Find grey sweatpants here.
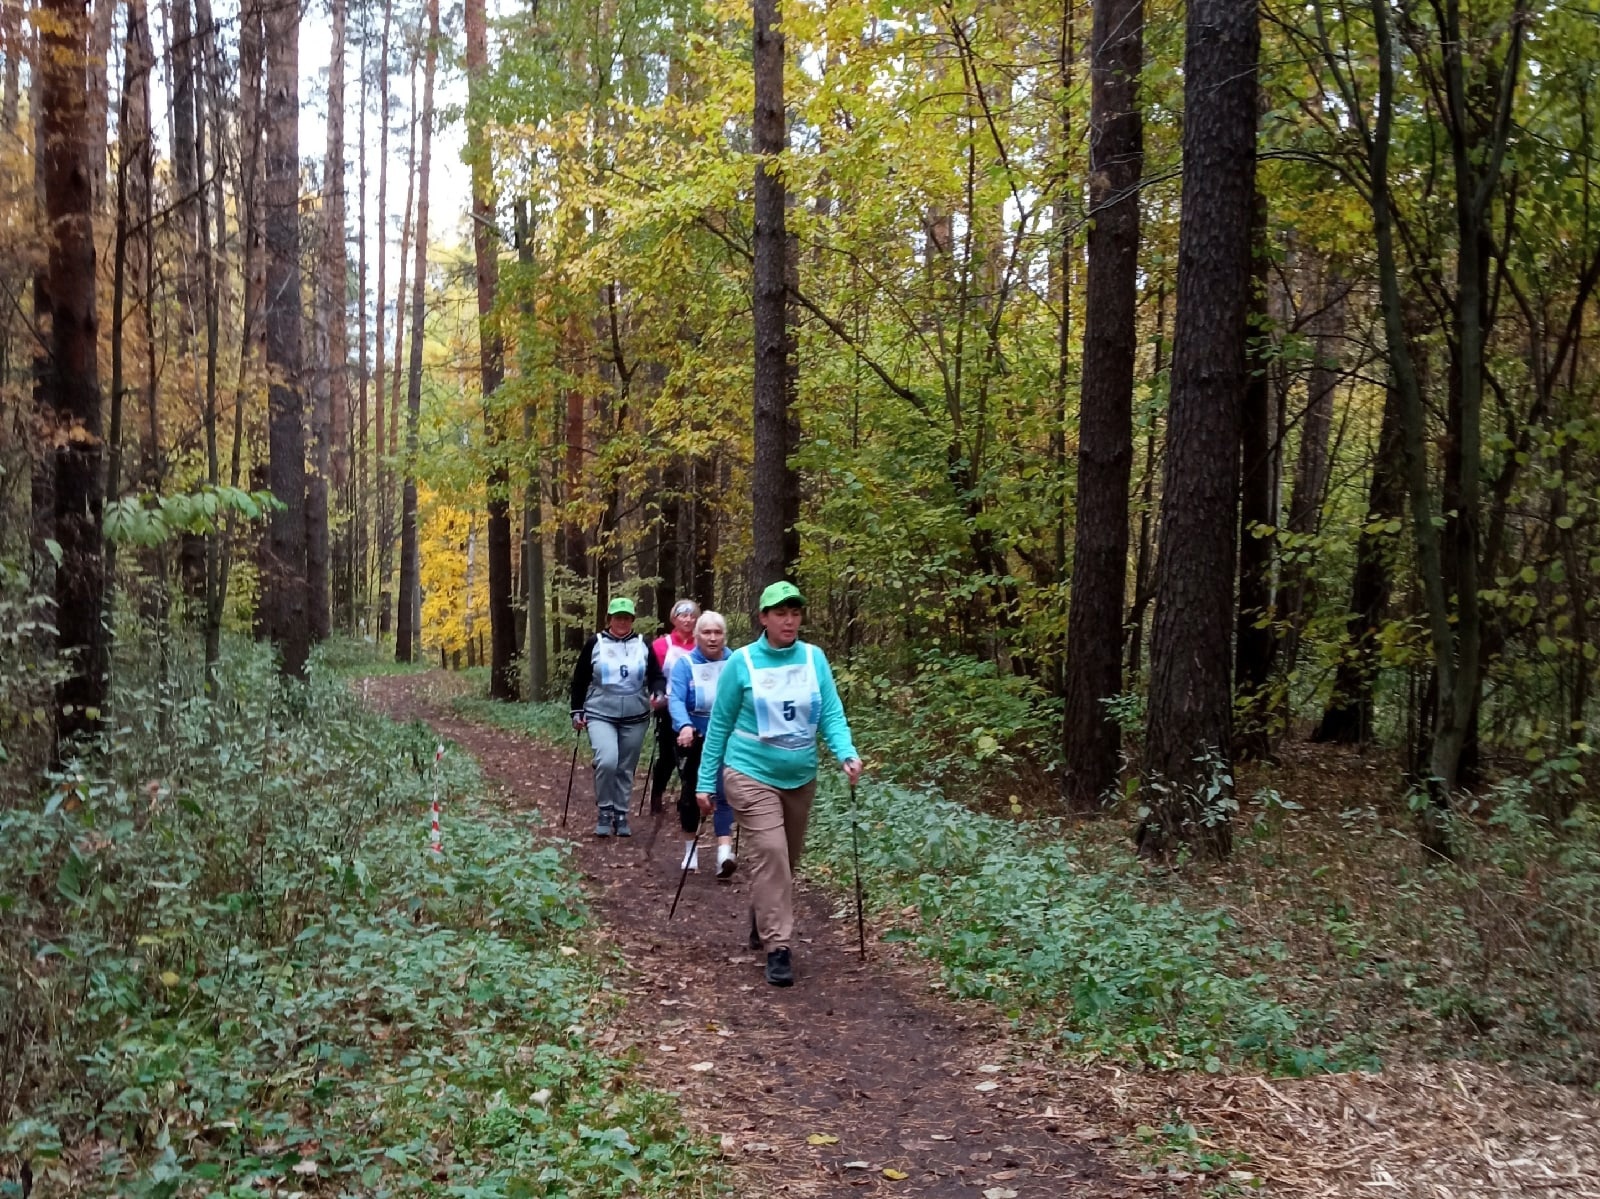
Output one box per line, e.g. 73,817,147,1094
587,716,648,821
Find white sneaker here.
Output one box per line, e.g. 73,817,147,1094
682,844,699,872
716,845,737,880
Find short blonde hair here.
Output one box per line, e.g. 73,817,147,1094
695,610,726,636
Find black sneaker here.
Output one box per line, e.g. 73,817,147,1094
748,910,763,952
594,820,613,837
765,947,793,987
613,816,632,837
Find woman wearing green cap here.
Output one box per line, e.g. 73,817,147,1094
696,581,862,987
570,596,667,837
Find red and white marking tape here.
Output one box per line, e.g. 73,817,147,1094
429,743,445,854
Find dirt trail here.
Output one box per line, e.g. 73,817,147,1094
361,673,1146,1197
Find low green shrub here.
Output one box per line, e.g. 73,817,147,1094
0,642,717,1197
832,650,1058,788
804,781,1365,1075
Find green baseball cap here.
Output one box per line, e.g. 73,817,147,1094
758,581,806,611
607,597,637,617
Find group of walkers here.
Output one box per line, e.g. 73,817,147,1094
568,582,862,987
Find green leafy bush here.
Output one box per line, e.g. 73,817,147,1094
804,781,1360,1075
833,650,1058,788
0,641,716,1197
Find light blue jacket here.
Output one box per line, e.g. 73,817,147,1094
668,647,729,736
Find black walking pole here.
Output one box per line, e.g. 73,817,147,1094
635,727,659,815
559,729,583,828
850,782,866,957
669,814,702,919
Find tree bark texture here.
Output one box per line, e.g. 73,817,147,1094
750,0,800,597
1060,0,1143,812
264,0,309,676
465,0,517,699
395,0,438,664
1138,0,1258,859
39,0,108,752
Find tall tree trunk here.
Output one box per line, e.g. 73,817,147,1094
692,453,718,608
656,459,683,617
371,0,393,635
381,49,416,638
1314,369,1405,743
1233,190,1275,760
1277,267,1345,684
465,0,517,699
39,0,108,754
515,199,548,699
105,0,154,635
353,20,370,634
395,0,437,664
1061,0,1143,812
1137,0,1258,860
562,313,588,653
750,0,799,595
227,0,264,645
1,0,21,130
197,0,226,686
264,0,309,676
86,0,116,210
318,0,349,636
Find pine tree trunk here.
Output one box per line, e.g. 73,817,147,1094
465,0,517,699
395,0,438,664
264,0,309,676
750,0,799,596
1137,0,1258,860
1060,0,1143,812
39,0,108,754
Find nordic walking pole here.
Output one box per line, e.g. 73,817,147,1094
635,731,658,814
850,782,866,957
559,729,583,828
669,815,702,919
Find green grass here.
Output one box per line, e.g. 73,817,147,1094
1,644,719,1198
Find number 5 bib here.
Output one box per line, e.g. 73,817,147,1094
739,644,820,750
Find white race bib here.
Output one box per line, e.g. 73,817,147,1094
662,639,691,677
594,637,647,693
690,658,726,716
742,645,819,750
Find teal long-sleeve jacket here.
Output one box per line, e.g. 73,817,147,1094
696,634,858,792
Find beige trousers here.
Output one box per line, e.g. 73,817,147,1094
723,768,816,952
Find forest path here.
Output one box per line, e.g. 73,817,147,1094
361,672,1146,1198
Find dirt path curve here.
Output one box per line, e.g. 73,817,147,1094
363,673,1142,1198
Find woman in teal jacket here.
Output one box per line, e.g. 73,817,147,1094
696,581,862,987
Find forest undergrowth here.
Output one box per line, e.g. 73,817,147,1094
0,640,717,1198
457,684,1600,1091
